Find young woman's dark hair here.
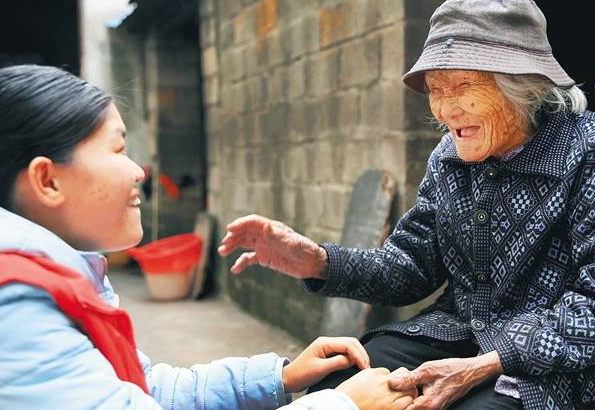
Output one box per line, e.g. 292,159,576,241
0,65,112,210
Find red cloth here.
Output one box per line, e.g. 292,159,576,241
0,252,150,394
158,174,180,200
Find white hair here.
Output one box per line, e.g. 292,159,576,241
492,73,588,129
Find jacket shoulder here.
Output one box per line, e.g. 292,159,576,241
568,110,595,147
565,111,595,171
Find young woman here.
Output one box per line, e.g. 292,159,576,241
0,65,414,410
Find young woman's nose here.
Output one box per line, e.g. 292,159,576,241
132,161,146,184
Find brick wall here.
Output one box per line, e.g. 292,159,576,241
200,0,443,342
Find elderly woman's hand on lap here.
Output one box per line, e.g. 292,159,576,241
389,352,503,410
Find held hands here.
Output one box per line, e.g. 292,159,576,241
337,367,417,410
218,214,328,279
388,352,503,410
282,337,370,393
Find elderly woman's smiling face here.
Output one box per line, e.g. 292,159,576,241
426,70,529,162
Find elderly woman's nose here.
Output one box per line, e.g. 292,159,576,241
440,98,464,120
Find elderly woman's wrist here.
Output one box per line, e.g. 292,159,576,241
311,245,329,279
470,351,504,381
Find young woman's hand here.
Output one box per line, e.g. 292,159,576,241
337,367,417,410
282,337,370,393
217,214,328,279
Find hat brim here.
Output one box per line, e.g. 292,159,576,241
403,39,575,93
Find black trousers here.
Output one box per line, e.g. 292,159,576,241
309,333,522,410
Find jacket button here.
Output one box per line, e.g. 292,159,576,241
474,210,489,225
485,167,498,178
407,324,421,333
470,319,486,332
476,273,488,283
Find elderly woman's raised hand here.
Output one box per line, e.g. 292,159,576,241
217,214,328,279
388,351,503,410
337,367,416,410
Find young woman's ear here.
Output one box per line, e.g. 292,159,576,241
26,157,65,207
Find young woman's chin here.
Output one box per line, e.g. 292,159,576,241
89,226,144,253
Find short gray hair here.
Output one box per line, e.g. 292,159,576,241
493,73,588,129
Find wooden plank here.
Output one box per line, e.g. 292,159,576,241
189,212,215,299
319,169,397,337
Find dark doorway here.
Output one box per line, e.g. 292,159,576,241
537,2,595,110
0,0,80,74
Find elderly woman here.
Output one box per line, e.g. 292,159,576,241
218,1,595,409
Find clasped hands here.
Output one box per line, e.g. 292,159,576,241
285,337,500,410
285,336,415,410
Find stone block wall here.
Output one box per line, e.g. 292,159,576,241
153,33,205,239
199,0,443,342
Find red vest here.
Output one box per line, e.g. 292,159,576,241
0,252,149,394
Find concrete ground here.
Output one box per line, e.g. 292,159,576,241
109,268,305,368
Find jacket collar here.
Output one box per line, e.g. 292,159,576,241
0,207,118,306
439,111,575,179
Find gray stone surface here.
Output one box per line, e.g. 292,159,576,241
110,268,304,367
339,36,380,89
319,170,397,337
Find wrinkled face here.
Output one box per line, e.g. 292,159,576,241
56,103,145,252
426,70,529,162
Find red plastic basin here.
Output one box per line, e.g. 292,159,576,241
127,233,202,274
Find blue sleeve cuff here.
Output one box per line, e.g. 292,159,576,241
243,353,292,409
276,357,292,406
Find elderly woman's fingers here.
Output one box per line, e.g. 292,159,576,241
389,368,419,391
218,225,265,257
226,214,269,233
230,251,259,274
406,395,437,410
219,215,279,257
217,232,238,256
218,231,255,256
389,367,419,399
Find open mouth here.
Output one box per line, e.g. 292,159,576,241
455,126,480,139
128,197,141,207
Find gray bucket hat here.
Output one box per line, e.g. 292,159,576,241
403,0,575,93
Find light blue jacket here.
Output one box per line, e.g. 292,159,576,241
0,208,358,410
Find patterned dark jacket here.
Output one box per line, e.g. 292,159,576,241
308,111,595,410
